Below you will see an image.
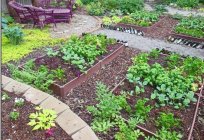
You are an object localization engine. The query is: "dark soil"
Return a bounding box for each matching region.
[54,47,141,140]
[192,90,204,140]
[33,43,122,85]
[1,90,72,140]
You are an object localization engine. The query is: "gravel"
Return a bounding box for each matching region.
[93,29,204,59]
[50,14,101,38]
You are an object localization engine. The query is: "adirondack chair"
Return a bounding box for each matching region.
[24,5,56,28]
[32,0,75,23]
[8,1,32,23]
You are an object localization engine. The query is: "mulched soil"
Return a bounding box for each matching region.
[31,43,122,85]
[54,51,201,140]
[54,47,141,140]
[192,90,204,140]
[1,90,72,140]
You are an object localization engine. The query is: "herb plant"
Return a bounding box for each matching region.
[2,92,10,101]
[155,112,181,129]
[9,111,20,121]
[3,26,24,45]
[28,106,57,130]
[14,98,25,107]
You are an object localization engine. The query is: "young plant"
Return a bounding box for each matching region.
[14,97,25,107]
[46,48,59,57]
[51,68,65,80]
[9,111,20,121]
[149,49,161,59]
[2,92,10,101]
[3,26,24,45]
[134,98,153,122]
[155,127,183,140]
[28,106,57,130]
[155,112,181,129]
[166,53,181,69]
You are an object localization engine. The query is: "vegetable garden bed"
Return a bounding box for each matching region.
[1,90,72,140]
[86,49,204,140]
[8,34,125,96]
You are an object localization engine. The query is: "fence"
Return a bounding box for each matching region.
[2,0,32,12]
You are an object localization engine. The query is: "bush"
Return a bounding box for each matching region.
[117,0,144,14]
[86,2,105,16]
[176,0,199,8]
[3,26,24,45]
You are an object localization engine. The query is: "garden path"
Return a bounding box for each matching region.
[93,29,204,59]
[144,3,204,16]
[50,14,101,38]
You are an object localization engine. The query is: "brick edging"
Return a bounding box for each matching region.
[1,75,99,140]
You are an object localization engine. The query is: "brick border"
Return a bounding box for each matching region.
[1,75,98,140]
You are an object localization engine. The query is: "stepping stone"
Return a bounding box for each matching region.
[1,75,13,88]
[3,80,31,94]
[72,126,99,140]
[23,88,50,105]
[56,109,87,135]
[40,96,69,114]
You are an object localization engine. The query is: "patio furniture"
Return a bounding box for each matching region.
[25,5,56,28]
[8,1,32,23]
[32,0,75,23]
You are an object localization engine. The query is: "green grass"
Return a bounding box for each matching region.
[2,28,64,64]
[174,26,204,38]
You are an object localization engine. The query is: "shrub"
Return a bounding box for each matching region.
[176,0,199,8]
[117,0,144,14]
[86,2,105,16]
[3,26,24,45]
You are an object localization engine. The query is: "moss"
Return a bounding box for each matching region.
[2,28,64,64]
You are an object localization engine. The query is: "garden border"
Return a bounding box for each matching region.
[1,75,99,140]
[170,32,204,43]
[50,44,125,97]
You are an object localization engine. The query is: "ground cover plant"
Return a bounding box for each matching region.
[85,0,144,16]
[87,49,204,140]
[162,0,201,8]
[174,16,204,38]
[2,27,63,64]
[7,34,119,92]
[1,91,72,139]
[102,10,160,27]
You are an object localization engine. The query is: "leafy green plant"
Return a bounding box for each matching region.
[51,68,65,80]
[14,98,25,107]
[86,2,105,16]
[3,26,24,45]
[46,48,59,57]
[87,82,130,133]
[9,111,20,121]
[176,0,199,8]
[28,106,57,130]
[117,0,144,14]
[134,99,152,122]
[155,4,167,13]
[155,112,181,129]
[155,127,183,140]
[115,118,145,140]
[2,92,10,101]
[149,49,161,59]
[8,60,62,92]
[127,54,198,108]
[166,53,181,69]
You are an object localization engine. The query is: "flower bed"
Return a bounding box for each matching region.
[1,90,72,139]
[87,49,204,140]
[8,34,124,96]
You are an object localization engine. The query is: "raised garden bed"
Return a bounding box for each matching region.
[86,49,204,140]
[9,34,125,97]
[1,90,72,140]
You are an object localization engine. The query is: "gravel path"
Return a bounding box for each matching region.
[50,14,101,38]
[93,29,204,59]
[144,3,204,16]
[166,6,204,16]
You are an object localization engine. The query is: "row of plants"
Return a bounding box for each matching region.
[1,91,65,139]
[102,11,160,27]
[84,0,144,16]
[174,15,204,38]
[87,49,204,140]
[8,34,117,92]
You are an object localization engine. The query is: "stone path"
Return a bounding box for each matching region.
[50,14,101,38]
[93,29,204,59]
[144,3,204,16]
[1,75,98,140]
